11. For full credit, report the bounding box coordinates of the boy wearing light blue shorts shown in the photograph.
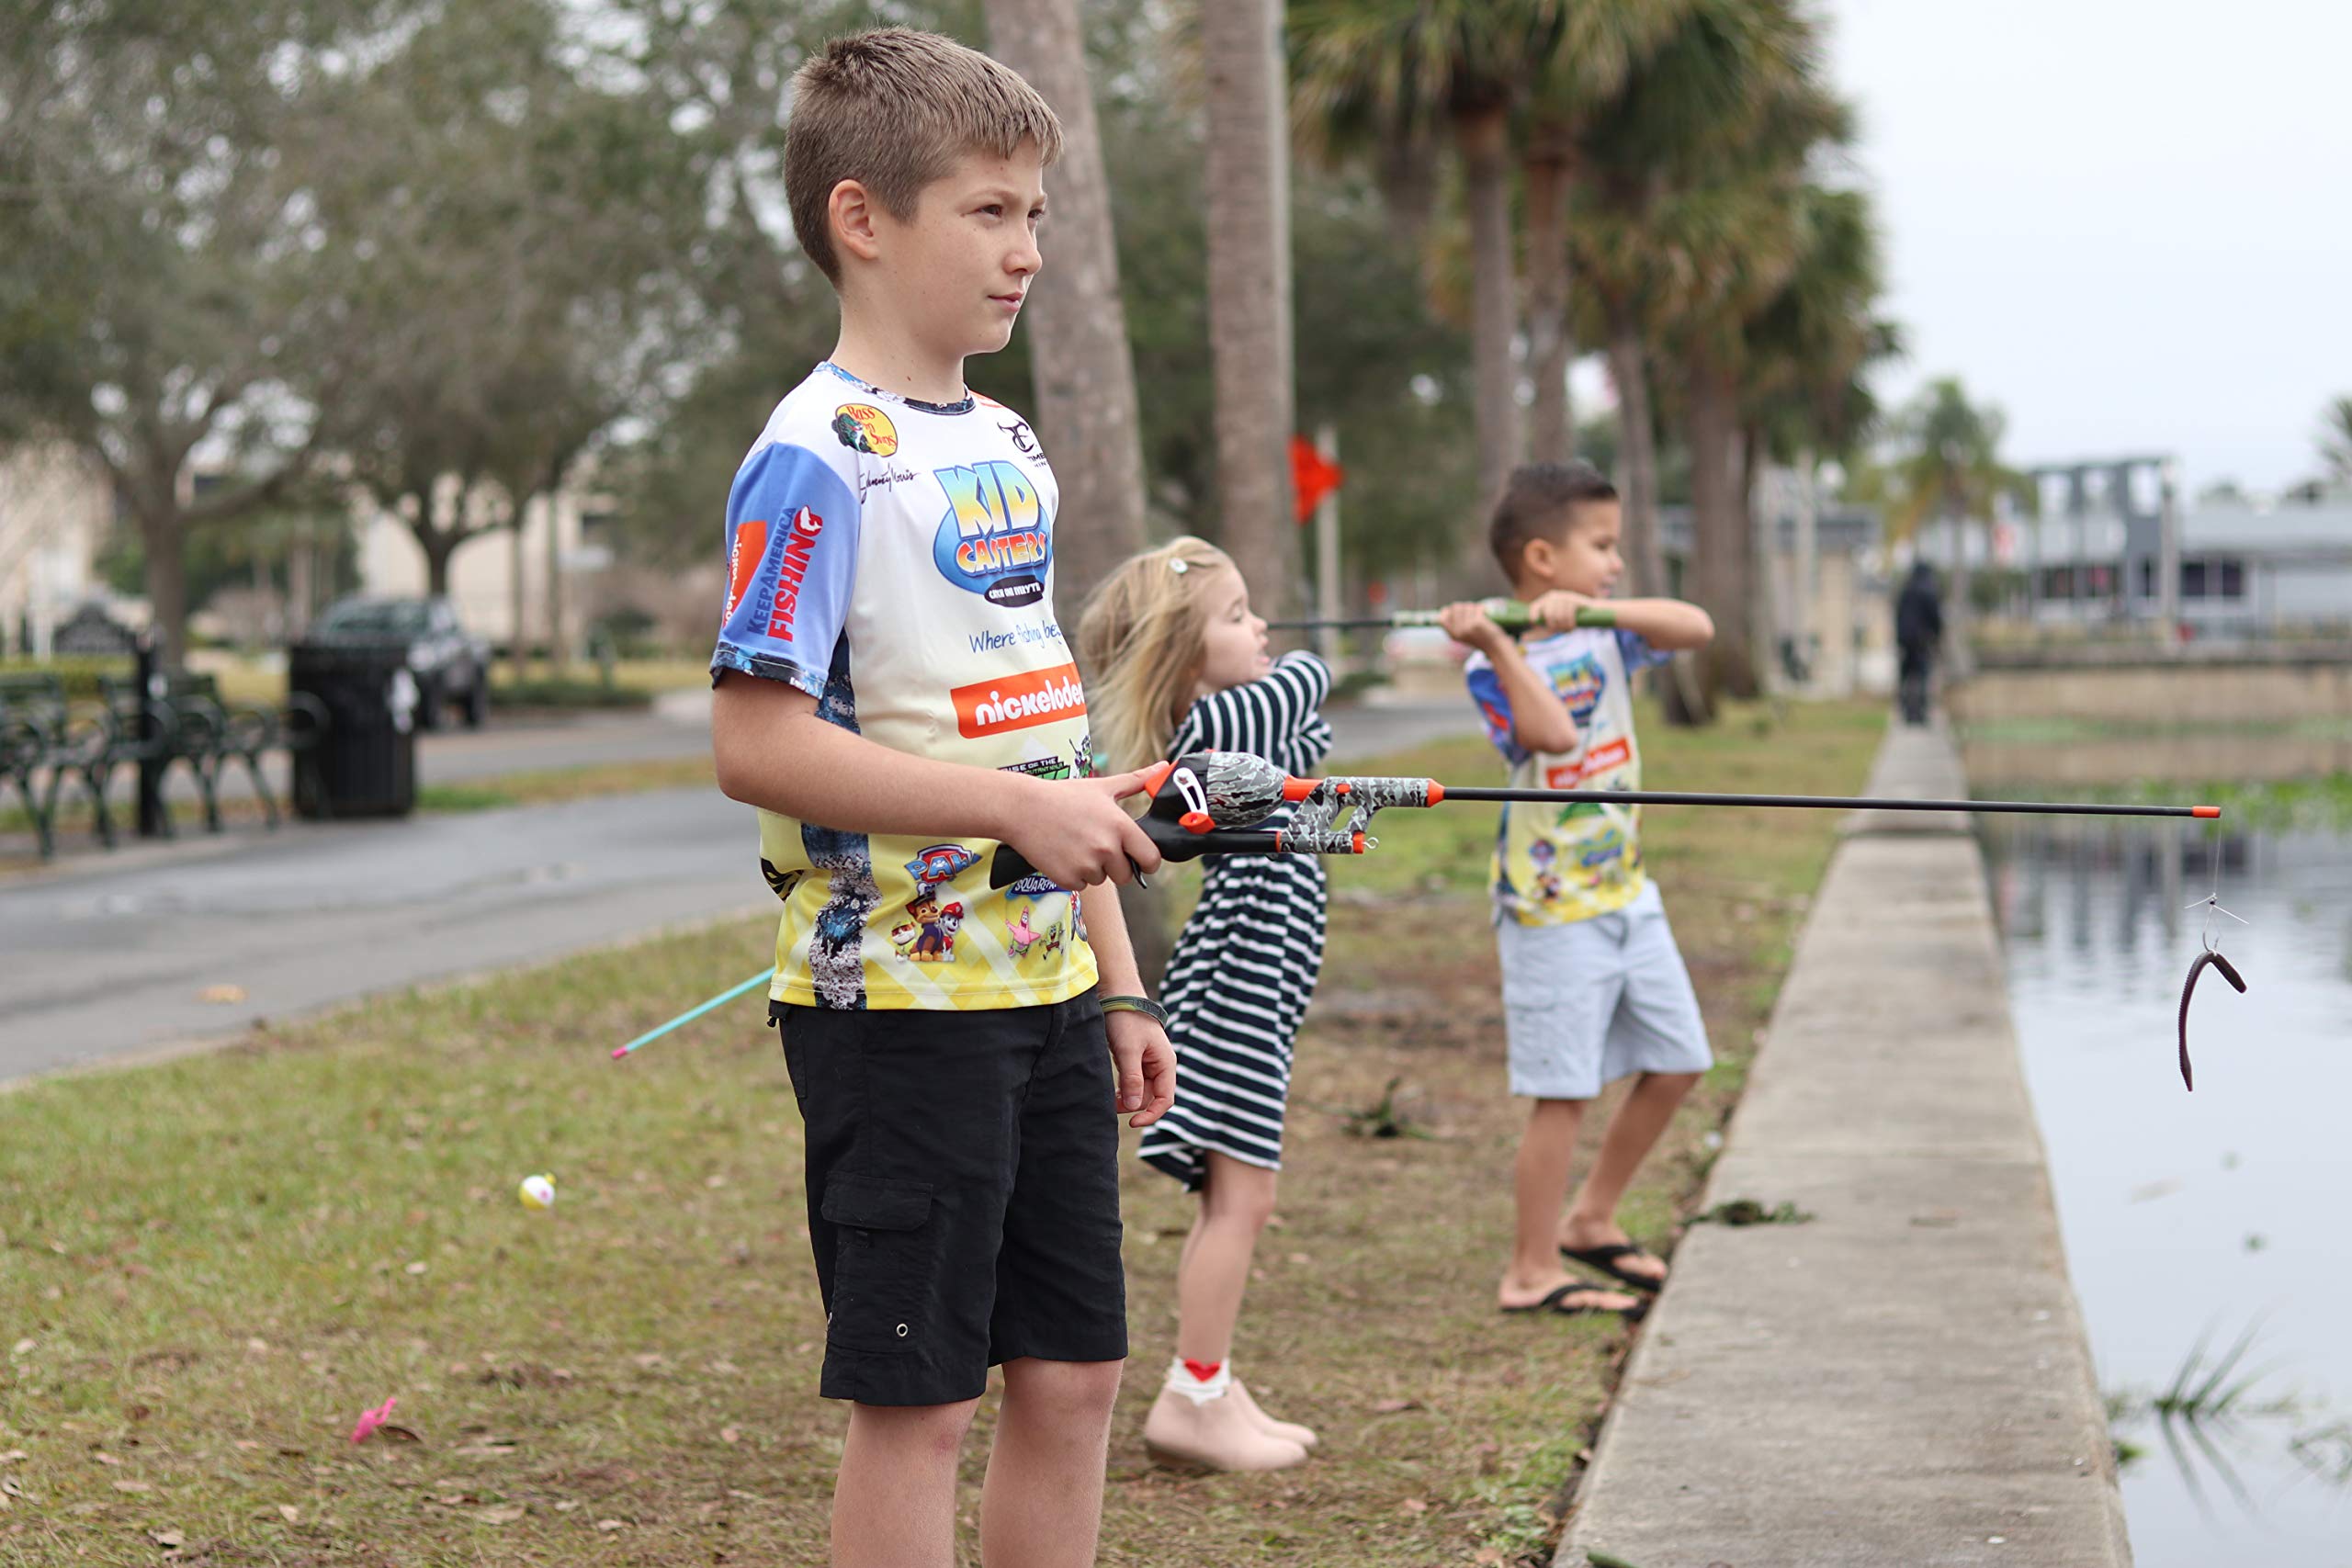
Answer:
[1436,461,1719,1321]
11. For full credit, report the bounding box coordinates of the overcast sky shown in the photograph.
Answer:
[1820,0,2350,491]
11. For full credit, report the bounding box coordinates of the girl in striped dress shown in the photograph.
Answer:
[1078,536,1332,1473]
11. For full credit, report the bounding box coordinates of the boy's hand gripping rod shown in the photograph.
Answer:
[986,750,2222,889]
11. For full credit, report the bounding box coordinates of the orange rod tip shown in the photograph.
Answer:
[2193,805,2221,818]
[1425,781,1446,805]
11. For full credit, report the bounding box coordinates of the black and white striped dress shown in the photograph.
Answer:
[1140,650,1334,1190]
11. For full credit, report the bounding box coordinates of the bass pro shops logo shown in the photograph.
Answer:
[933,460,1051,609]
[831,403,899,457]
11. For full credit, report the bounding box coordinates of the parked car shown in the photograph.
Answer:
[309,596,491,729]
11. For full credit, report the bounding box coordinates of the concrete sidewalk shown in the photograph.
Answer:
[1559,725,2130,1567]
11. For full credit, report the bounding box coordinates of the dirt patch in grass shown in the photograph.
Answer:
[0,699,1881,1564]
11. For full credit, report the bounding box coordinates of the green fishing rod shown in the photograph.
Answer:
[1264,598,1615,634]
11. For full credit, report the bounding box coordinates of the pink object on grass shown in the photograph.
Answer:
[350,1396,398,1443]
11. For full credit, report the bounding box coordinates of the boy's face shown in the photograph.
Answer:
[863,142,1046,367]
[1521,502,1625,600]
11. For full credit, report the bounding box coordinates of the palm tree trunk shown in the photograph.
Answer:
[1684,346,1755,700]
[1456,103,1521,529]
[1739,420,1771,694]
[981,0,1149,613]
[1523,148,1575,465]
[1609,302,1711,728]
[1605,301,1665,597]
[1201,0,1295,615]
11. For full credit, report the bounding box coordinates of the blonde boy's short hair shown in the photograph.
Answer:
[785,28,1065,284]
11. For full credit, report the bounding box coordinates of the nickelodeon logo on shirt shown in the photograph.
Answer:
[1544,737,1631,788]
[953,663,1088,739]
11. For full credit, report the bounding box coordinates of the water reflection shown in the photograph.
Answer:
[1982,811,2352,1564]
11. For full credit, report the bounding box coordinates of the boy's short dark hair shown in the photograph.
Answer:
[784,28,1064,285]
[1489,461,1620,580]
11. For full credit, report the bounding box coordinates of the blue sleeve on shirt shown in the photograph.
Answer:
[1464,660,1529,766]
[1616,627,1671,674]
[709,442,861,698]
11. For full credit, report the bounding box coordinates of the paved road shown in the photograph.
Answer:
[0,699,1476,1084]
[107,691,720,814]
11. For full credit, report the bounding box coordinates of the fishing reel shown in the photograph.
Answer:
[986,750,1441,890]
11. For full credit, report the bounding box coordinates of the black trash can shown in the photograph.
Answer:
[288,642,419,819]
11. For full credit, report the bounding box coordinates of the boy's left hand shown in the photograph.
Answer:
[1528,590,1601,631]
[1106,1010,1176,1127]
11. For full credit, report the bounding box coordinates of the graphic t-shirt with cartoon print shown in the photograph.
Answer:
[710,361,1097,1010]
[1463,626,1672,926]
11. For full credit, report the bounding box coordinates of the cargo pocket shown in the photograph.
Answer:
[820,1175,936,1354]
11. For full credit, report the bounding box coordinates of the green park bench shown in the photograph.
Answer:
[0,670,161,858]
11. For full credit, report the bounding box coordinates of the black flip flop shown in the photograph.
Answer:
[1559,1243,1668,1292]
[1500,1281,1647,1321]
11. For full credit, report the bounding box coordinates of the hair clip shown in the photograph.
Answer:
[1168,558,1191,575]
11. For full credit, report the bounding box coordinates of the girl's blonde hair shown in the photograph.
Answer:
[1078,536,1236,774]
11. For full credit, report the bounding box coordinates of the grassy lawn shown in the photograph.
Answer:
[0,698,1882,1566]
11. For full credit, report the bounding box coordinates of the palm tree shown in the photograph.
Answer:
[982,0,1150,611]
[1740,183,1900,685]
[1519,0,1693,464]
[1203,0,1297,615]
[1291,0,1551,519]
[1888,378,2020,679]
[1568,0,1833,699]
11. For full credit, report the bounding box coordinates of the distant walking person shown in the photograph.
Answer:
[1894,562,1944,726]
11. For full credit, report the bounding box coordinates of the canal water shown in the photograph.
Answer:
[1981,797,2352,1565]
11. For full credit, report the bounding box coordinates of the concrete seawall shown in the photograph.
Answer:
[1956,644,2352,728]
[1558,725,2131,1568]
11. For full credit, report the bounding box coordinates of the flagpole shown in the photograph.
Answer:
[1315,422,1341,664]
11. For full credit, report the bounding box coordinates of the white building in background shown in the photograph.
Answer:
[352,475,616,652]
[0,444,113,656]
[1657,481,1894,698]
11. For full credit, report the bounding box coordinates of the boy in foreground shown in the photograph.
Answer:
[707,29,1173,1567]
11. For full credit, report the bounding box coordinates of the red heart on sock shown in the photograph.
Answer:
[1182,1359,1223,1382]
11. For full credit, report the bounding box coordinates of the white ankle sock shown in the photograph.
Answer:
[1165,1355,1232,1405]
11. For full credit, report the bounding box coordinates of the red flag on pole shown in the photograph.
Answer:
[1289,434,1344,524]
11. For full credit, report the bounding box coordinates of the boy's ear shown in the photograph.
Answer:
[1522,536,1556,582]
[829,178,883,265]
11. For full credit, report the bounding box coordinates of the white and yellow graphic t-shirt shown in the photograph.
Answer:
[1464,626,1672,926]
[709,362,1097,1010]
